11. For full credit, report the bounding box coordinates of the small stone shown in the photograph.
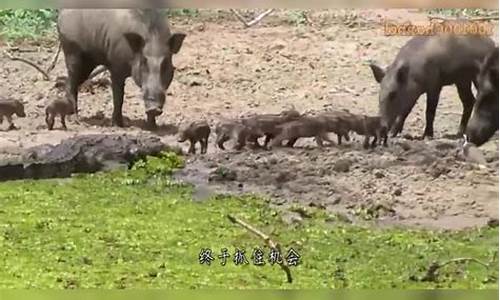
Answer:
[485,152,498,163]
[331,196,341,205]
[269,157,278,165]
[148,270,158,278]
[195,24,205,32]
[399,141,412,151]
[318,168,327,176]
[208,166,237,182]
[206,161,218,168]
[374,171,385,178]
[275,171,292,183]
[393,189,402,196]
[333,159,351,173]
[309,201,326,209]
[82,257,93,265]
[487,218,499,228]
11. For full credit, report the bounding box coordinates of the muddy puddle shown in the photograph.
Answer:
[173,136,499,230]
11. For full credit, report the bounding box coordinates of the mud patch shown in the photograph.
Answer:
[174,137,498,230]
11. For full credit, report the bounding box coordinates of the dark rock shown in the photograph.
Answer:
[487,218,499,228]
[309,201,326,209]
[208,166,237,182]
[318,168,329,177]
[82,256,93,265]
[275,171,295,183]
[330,195,342,205]
[206,161,218,168]
[397,141,412,151]
[402,134,414,140]
[333,159,352,173]
[374,171,385,178]
[427,162,450,179]
[393,188,402,196]
[289,206,313,218]
[485,151,498,163]
[148,270,158,278]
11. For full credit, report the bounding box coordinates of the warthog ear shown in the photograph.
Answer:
[169,33,186,54]
[396,63,409,84]
[369,63,385,83]
[124,32,146,54]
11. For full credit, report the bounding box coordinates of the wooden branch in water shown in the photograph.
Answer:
[3,50,50,81]
[227,214,293,283]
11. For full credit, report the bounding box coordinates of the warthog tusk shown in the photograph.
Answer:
[461,133,488,168]
[462,134,469,148]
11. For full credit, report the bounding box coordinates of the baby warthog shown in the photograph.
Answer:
[269,116,333,148]
[314,111,352,145]
[215,120,253,151]
[348,115,388,148]
[0,97,26,130]
[215,109,301,151]
[178,121,211,154]
[45,98,75,130]
[241,108,301,149]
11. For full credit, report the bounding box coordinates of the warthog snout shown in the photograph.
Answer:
[144,90,165,117]
[146,107,163,117]
[380,120,390,134]
[466,118,495,147]
[177,134,187,143]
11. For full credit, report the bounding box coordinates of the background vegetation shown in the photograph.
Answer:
[0,8,497,41]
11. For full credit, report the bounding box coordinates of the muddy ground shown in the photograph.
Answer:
[0,9,498,230]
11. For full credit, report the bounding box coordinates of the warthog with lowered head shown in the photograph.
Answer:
[466,47,499,146]
[369,34,495,139]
